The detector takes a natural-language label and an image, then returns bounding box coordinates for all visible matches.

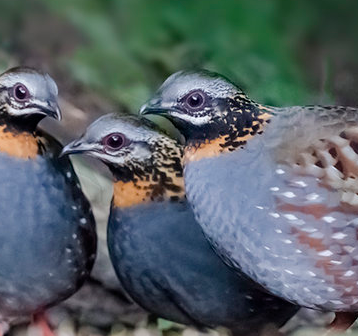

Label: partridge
[0,67,97,334]
[141,69,358,330]
[62,113,298,334]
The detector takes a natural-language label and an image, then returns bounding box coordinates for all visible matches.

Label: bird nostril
[150,98,161,105]
[71,140,82,148]
[139,98,162,115]
[47,100,55,109]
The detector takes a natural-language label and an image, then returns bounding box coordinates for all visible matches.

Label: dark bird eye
[184,90,206,110]
[103,133,126,151]
[13,83,30,102]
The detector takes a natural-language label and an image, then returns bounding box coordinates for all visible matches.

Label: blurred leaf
[40,0,319,111]
[3,0,358,109]
[157,318,176,331]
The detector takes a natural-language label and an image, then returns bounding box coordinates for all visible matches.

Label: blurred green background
[1,1,358,335]
[1,0,358,119]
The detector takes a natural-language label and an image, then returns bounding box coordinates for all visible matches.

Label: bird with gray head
[62,113,298,336]
[141,69,358,331]
[0,67,96,335]
[0,67,61,128]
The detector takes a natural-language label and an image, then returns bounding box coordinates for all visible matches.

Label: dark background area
[1,1,358,335]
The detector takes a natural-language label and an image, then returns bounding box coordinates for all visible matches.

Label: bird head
[61,114,183,183]
[0,67,61,128]
[140,69,265,145]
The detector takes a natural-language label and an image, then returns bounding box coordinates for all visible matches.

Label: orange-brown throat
[112,148,185,209]
[111,136,186,208]
[184,107,272,163]
[0,125,40,159]
[112,174,185,208]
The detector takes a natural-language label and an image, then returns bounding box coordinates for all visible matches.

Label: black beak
[60,139,89,157]
[139,99,182,117]
[38,101,62,121]
[139,97,162,116]
[139,105,168,116]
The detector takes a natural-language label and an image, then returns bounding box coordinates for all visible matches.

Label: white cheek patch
[170,111,212,126]
[6,105,39,116]
[89,152,127,165]
[130,144,152,160]
[97,144,152,166]
[101,154,127,165]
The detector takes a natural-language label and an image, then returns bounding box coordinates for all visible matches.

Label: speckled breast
[0,135,96,318]
[108,200,298,330]
[184,110,358,311]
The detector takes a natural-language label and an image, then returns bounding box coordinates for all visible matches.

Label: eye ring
[13,83,30,102]
[183,90,206,111]
[102,133,127,152]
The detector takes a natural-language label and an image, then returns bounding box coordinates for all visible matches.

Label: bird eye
[13,83,30,102]
[102,133,127,151]
[184,90,206,110]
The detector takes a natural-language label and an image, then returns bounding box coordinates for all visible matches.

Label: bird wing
[270,105,358,213]
[185,104,358,309]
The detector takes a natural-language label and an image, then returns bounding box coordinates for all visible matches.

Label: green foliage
[157,318,176,331]
[3,0,358,111]
[40,0,319,112]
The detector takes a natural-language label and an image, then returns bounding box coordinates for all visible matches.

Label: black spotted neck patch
[112,136,186,208]
[112,174,185,208]
[184,109,272,163]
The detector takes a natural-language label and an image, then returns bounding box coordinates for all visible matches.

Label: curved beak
[139,97,180,117]
[38,100,62,121]
[139,104,167,116]
[60,139,91,157]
